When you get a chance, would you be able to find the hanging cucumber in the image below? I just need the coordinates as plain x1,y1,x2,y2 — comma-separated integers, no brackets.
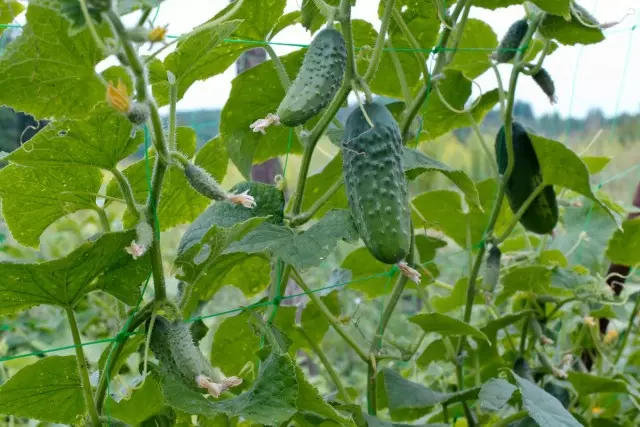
531,67,557,104
276,28,346,126
342,102,419,282
494,18,529,63
495,122,558,235
149,316,242,397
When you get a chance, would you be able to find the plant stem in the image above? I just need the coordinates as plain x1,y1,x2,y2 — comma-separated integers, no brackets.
107,8,170,303
391,7,429,81
494,182,547,243
468,112,499,178
291,0,355,215
95,302,154,413
291,268,368,362
136,7,152,26
386,38,412,104
520,314,530,356
168,74,178,151
290,178,344,226
399,0,469,141
264,44,291,89
490,61,507,118
111,168,140,217
298,326,352,403
96,207,110,232
65,306,100,426
363,0,396,82
614,296,640,365
267,261,291,323
494,411,528,427
79,0,106,53
522,38,552,76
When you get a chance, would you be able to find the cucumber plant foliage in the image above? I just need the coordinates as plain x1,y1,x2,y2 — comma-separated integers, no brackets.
0,1,636,427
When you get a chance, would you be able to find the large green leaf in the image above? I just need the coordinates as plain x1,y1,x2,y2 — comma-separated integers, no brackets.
211,311,261,377
447,19,498,79
409,312,489,342
0,231,147,314
539,7,604,46
514,374,582,427
567,372,628,396
225,210,358,271
0,356,83,424
221,50,305,177
164,351,298,426
295,366,354,426
606,218,640,265
0,1,23,35
0,4,107,119
383,0,440,60
6,104,142,170
416,339,448,368
528,132,621,226
471,0,522,10
194,136,228,182
432,277,484,313
531,0,571,16
0,165,102,247
300,290,342,346
298,152,348,219
479,378,517,411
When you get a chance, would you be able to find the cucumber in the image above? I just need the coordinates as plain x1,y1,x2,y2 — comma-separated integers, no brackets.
276,28,346,126
495,19,529,63
495,122,558,235
342,102,411,264
531,67,557,104
481,245,501,293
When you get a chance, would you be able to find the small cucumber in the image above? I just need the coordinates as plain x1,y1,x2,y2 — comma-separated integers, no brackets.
495,122,558,235
342,102,411,264
531,67,557,104
495,19,529,63
481,245,501,293
276,28,346,126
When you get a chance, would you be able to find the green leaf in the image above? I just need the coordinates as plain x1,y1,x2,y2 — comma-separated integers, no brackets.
582,156,612,175
221,50,305,177
528,132,621,226
0,165,102,247
155,20,242,106
0,4,107,119
447,19,498,78
269,11,301,39
295,366,354,426
523,38,560,63
567,372,628,396
501,265,553,295
225,210,358,271
0,356,83,424
176,217,268,315
539,8,604,46
471,0,522,10
419,71,499,141
403,147,481,209
383,0,440,61
514,374,582,427
301,291,342,345
482,311,532,345
164,351,298,426
0,1,23,35
432,277,484,313
301,0,342,33
0,231,147,313
298,152,348,220
108,377,165,425
211,311,261,377
531,0,571,16
194,136,228,182
479,378,517,411
606,218,640,266
6,104,142,170
409,312,489,342
213,0,286,41
416,339,448,368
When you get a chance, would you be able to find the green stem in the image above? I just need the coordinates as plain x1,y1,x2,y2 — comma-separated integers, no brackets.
168,73,178,151
494,182,547,243
136,8,152,26
290,178,344,226
95,302,154,413
264,44,291,89
291,268,368,362
96,207,110,232
446,1,471,64
520,314,530,356
298,326,352,403
267,262,291,323
493,411,528,427
468,112,499,179
363,0,396,82
522,38,552,76
291,0,355,215
107,8,169,303
386,38,412,103
79,0,106,53
65,306,100,426
391,7,429,82
111,168,140,219
490,61,507,118
399,0,469,141
614,296,640,365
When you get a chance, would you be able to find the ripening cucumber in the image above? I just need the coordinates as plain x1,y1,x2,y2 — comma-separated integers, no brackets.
495,19,529,63
276,28,346,126
342,102,411,264
149,316,218,392
495,122,558,235
531,67,557,104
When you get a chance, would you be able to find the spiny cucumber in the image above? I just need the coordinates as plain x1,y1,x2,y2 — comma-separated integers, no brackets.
495,19,529,63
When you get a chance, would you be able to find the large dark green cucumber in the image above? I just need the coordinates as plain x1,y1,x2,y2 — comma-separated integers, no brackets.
495,122,558,235
495,19,529,63
276,28,346,126
342,102,411,264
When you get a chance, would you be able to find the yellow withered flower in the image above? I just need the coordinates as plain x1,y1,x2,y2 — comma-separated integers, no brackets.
106,80,131,114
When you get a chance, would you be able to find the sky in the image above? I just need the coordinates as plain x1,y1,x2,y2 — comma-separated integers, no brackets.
14,0,640,118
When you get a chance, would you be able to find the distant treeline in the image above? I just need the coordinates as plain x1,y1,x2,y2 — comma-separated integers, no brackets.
1,101,639,160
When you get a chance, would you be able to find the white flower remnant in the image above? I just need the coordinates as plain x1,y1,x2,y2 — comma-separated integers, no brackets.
196,374,243,398
398,261,421,284
249,113,280,135
125,241,146,260
227,190,257,209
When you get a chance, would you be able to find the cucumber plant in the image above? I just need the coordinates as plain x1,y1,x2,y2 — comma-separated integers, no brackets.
0,0,637,427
